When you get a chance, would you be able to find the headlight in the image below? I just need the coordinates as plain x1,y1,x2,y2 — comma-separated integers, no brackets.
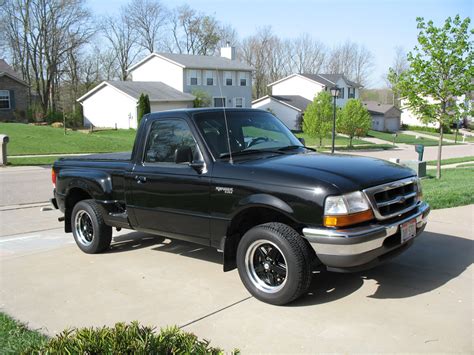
324,191,374,227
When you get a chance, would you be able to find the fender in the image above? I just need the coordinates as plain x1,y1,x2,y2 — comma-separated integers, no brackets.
60,169,114,202
234,193,294,217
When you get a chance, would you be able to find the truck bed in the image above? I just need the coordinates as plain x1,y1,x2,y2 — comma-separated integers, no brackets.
59,152,132,162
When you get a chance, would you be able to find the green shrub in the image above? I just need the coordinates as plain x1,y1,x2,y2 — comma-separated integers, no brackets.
24,322,234,354
137,93,151,127
404,124,452,134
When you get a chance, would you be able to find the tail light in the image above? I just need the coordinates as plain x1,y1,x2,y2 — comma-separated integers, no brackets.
52,168,57,187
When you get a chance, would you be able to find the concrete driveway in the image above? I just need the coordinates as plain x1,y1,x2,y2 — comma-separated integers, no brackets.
0,204,472,353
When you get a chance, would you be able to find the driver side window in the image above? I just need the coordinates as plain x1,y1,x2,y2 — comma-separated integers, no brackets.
144,119,199,163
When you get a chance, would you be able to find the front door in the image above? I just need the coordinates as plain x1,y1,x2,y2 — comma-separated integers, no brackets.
129,118,210,244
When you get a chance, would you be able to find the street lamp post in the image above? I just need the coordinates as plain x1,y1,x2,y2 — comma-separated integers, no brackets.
329,86,340,154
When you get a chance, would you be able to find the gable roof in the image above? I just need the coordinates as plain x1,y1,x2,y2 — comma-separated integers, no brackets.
128,52,253,72
77,81,195,103
363,101,401,115
253,95,312,112
0,59,28,86
268,73,362,88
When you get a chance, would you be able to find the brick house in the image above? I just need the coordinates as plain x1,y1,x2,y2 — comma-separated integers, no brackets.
0,59,29,121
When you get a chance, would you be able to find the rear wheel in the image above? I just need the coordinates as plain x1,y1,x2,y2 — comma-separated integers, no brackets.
71,200,112,254
236,222,313,305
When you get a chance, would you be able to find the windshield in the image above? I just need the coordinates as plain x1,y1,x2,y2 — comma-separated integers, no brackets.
194,110,303,159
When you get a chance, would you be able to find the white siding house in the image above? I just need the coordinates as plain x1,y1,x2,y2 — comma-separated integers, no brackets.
78,45,254,128
252,95,311,130
252,73,361,130
77,81,194,129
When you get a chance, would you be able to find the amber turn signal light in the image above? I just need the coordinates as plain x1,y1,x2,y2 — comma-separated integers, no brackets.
324,209,374,228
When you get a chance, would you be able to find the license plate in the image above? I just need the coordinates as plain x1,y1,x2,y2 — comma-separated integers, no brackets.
401,219,417,243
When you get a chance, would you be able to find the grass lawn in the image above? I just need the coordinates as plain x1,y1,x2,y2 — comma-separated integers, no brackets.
368,130,443,146
0,312,47,354
0,123,136,156
421,167,474,209
413,130,474,143
426,156,474,166
295,132,372,147
7,156,59,166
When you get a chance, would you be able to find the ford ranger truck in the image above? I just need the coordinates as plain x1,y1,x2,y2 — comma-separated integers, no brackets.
51,108,430,305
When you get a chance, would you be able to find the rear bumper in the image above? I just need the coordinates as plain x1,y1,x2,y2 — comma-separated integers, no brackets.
302,202,430,272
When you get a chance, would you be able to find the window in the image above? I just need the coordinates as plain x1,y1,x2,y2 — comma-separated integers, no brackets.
224,71,233,86
348,87,355,99
188,69,201,86
338,88,344,99
0,90,10,109
239,72,249,86
234,97,244,108
144,119,198,163
205,70,215,86
213,97,226,107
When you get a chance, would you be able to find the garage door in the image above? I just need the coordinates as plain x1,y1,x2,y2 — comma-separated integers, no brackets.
385,118,400,132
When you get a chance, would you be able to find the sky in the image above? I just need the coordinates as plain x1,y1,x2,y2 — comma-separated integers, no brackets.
88,0,473,88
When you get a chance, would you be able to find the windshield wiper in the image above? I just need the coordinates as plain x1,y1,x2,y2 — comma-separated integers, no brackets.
278,145,316,152
219,149,284,159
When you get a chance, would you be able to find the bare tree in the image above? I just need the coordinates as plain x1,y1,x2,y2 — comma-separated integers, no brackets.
1,0,93,117
103,12,140,80
383,46,408,106
127,0,168,53
166,5,221,55
325,41,374,86
290,33,326,74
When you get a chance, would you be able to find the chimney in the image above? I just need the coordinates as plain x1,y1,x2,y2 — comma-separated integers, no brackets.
220,42,236,60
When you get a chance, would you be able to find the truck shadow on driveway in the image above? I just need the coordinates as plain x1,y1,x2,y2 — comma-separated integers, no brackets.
108,232,222,264
292,231,473,306
106,230,472,306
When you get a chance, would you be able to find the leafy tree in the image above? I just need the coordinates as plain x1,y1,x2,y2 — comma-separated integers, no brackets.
389,15,473,179
302,91,333,147
137,93,150,126
337,99,371,147
192,89,211,107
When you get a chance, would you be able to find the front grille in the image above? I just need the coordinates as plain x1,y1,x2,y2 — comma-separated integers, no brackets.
363,177,419,220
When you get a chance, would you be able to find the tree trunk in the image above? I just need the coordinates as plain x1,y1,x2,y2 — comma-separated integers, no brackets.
436,124,443,179
349,135,353,148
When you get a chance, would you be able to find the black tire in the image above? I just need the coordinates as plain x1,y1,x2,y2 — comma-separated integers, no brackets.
71,199,112,254
236,222,313,305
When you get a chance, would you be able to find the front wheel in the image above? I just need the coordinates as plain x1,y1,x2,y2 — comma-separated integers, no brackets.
236,223,313,305
71,200,112,254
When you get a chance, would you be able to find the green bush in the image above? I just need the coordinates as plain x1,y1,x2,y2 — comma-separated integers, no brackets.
137,93,151,127
404,124,452,134
24,322,234,354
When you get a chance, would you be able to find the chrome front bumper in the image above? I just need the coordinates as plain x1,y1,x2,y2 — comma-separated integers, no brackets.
302,202,430,271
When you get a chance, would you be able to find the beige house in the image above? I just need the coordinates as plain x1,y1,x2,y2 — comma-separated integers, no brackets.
363,101,401,132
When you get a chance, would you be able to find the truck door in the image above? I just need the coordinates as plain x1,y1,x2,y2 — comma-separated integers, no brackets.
129,118,211,244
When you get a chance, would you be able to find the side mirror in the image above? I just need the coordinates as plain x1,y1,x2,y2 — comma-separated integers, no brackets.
174,146,193,164
298,137,305,146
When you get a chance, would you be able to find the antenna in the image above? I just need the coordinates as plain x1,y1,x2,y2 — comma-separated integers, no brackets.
215,67,233,164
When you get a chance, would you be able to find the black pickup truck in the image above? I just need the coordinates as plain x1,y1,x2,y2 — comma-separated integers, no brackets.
51,108,430,305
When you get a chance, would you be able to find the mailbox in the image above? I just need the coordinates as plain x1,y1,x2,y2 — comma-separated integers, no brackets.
415,144,424,161
0,134,9,166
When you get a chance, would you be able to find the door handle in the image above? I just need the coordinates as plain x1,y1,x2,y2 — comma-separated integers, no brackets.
135,175,147,183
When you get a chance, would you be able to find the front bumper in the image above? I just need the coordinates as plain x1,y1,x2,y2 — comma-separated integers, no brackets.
302,202,430,272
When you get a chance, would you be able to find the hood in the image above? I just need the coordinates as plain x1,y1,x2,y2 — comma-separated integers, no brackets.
240,152,415,193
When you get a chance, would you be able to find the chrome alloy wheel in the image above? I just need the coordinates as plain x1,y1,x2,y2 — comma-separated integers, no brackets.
74,210,94,246
245,239,288,293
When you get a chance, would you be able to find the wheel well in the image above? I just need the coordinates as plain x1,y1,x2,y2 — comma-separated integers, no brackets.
64,188,92,232
223,207,303,272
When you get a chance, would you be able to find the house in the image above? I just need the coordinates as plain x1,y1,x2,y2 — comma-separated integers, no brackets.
79,45,253,129
363,101,401,132
77,81,195,129
252,73,361,130
0,59,29,121
251,95,312,131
